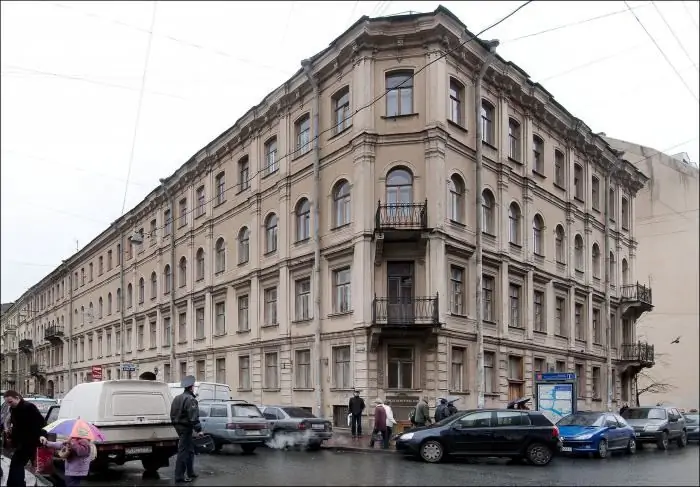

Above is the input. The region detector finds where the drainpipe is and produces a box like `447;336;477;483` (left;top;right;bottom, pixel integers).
160;181;177;377
66;262;74;389
301;58;324;419
119;227;125;378
604;167;613;412
474;40;499;410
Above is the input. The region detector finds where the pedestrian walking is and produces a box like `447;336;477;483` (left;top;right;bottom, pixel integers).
3;390;46;487
369;399;388;449
620;402;629;415
446;399;458;417
434;398;449;422
382;401;397;449
39;435;95;487
348;389;366;439
412;396;431;428
169;376;203;484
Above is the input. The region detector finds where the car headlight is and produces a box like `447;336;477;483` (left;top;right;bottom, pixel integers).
644;424;659;432
574;434;594;440
400;432;414;440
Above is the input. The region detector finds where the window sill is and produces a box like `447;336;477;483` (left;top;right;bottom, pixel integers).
508;156;522;165
482;231;496;239
554;334;569;340
592;207;600;214
481;140;497;151
137;348;145;352
295;237;310;246
148;346;157;350
192;337;206;342
237;185;250;195
292;318;312;325
261;169;279;180
447;119;467;133
553;182;566;191
574;196;585;204
195;212;205;220
178;224;187;230
381;112;419;120
448;219;466;228
214;271;224;277
509;242;522;250
484;393;499;398
621;225;629;232
293;388;314;392
328;124;353;141
237;388;252;392
448;390;471;395
328;310;353;318
449;312;467;318
262;323;279;328
238;260;249;267
263;388;281;392
264;250;278;257
330;387;355;392
508;325;525;330
331;222;352;231
213;200;226;208
507;379;525;384
532;169;546;179
592;397;602;402
236;329;251;335
292;150;312;162
484;319;497;326
533;329;547;336
213;333;227;338
177;340;187;345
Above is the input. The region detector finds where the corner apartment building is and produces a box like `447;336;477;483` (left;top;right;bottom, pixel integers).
1;6;654;423
604;137;698;408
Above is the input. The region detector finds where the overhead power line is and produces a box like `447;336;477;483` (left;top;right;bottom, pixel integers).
651;1;698;72
683;1;699;30
623;0;699;103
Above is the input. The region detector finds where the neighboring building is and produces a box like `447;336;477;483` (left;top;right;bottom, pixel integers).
3;6;653;423
604;136;699;408
0;302;18;390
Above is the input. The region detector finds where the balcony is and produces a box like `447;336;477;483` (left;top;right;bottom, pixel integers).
369;295;441;351
19;339;33;354
44;324;65;344
620;282;653;320
374;201;429;264
30;363;46;377
617;341;655;375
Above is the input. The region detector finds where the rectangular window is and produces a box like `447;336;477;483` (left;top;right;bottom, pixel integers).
555;296;566;336
333;346;351;389
574;164;583;199
621;197;630;230
296;116;311;155
264;138;278;175
180;361;187;380
532;136;544;173
609;188;616;220
509;283;521;328
483;275;495;322
237;295;249;332
484;351;495;394
136;324;144;350
149;219;157;246
196;186;205;217
106;333;111;356
333;88;351;133
508;119;521;161
98;256;104;275
88;336;93;359
534;357;545;376
163;317;171;347
97;334;103;357
178;198;187;228
450;347;466;392
196;360;205;381
481;100;495;145
333;267;351;313
150;321;157;348
554;150;565;187
215;172;226;205
554;360;566;373
239;156;250;190
449;79;463;125
575;363;585;397
575;303;584;341
387;346;414;389
178;312;187;343
294;349;311;389
610;313;617;347
592;176;600;211
81;268;85;286
593;308;601;344
164;209;172;236
238;355;250;390
115;331;120;355
386;71;413;117
295;278;311;321
450;266;465;315
533;290;545;332
264;287;277;326
592;367;601;399
264;352;279;389
89;263;94;282
215;302;226;335
195;307;205;340
215;358;226;384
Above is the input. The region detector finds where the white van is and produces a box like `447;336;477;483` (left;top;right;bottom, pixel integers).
58;380;178;474
168;381;231;402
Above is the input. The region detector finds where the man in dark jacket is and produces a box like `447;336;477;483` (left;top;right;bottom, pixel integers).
348;390;366;439
4;390;46;487
169;376;203;483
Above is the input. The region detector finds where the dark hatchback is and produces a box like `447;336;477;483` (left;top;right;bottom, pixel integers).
684;413;699;442
394;409;562;466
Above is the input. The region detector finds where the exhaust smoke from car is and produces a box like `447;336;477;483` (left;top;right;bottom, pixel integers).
266;430;315;450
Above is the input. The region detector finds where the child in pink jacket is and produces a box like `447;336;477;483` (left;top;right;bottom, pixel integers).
39;435;94;487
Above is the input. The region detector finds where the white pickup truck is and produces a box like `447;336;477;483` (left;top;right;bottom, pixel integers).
52;380;178;475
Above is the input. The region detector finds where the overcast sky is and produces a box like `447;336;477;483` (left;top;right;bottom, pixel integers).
1;0;698;302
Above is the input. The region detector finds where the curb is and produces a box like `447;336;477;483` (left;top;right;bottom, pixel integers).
322;445;397;454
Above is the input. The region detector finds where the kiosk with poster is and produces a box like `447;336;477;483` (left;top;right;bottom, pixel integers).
534;372;577;425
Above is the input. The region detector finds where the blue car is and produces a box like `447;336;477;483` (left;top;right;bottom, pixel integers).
557;411;636;458
684;412;699;442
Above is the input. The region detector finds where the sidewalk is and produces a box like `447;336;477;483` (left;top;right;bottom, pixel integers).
322;429;397;454
1;456;52;487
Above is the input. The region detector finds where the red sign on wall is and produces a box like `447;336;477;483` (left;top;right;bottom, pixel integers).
91;365;103;381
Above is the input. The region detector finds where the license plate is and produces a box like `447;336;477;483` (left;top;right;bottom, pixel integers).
245;430;260;436
635;432;641;436
312;424;325;431
561;447;572;452
125;446;152;455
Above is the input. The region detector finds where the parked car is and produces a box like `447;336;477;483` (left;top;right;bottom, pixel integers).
168;381;231;402
621;406;687;450
198;399;270;454
394;408;561;465
682;411;699;442
557;411;636;458
1;396;58;448
258;405;332;451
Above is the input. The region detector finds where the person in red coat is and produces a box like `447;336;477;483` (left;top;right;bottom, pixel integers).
369;399;389;449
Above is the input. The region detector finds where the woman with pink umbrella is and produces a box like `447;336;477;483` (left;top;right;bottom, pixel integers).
39;418;102;487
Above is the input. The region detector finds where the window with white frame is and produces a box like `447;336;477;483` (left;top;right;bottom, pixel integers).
575;303;584;341
195;248;204;281
575;235;584;270
215;172;225;205
450;265;465;315
508;118;521;161
333;267;351;313
215;238;226;274
332;180;351;227
296;198;310;241
509;283;521;328
295;278;311;321
216;358;226;384
179;198;187;228
238;355;251;390
508;203;521;245
592;243;601;279
450;347;466;392
448;175;465;223
264;138;278;175
265;214;278;254
264;287;277;326
387;346;413;389
555;225;565;264
482;189;495;234
333;346;351;389
554;150;565;187
163;316;171;347
333;87;351;133
195;307;205;340
238;156;250;190
237;295;249;332
484;351;495;394
480;99;495;145
534;290;546;332
592;366;601;399
196;360;205;381
196;186;206;217
555;296;566;336
449;78;464;125
386;71;413;117
296;115;311;155
533;215;544;255
574;164;583;199
295;349;311;389
178;311;187;343
592;176;600;211
238;227;250;264
621;197;630;230
482;274;495;322
593;308;601;343
214;301;226;335
264;352;279;389
532;135;544;174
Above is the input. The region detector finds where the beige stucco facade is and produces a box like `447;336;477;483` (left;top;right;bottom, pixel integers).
604;137;699;409
1;7;653;424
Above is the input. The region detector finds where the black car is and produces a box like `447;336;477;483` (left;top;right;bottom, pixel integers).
683;412;699;442
395;408;561;465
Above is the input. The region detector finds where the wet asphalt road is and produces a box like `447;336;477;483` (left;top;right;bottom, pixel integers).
78;443;699;486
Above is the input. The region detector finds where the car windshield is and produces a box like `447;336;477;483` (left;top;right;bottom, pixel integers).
282;407;315;418
29;400;57;414
621;408;666;420
684;414;699;424
557;413;604;427
231;404;263;418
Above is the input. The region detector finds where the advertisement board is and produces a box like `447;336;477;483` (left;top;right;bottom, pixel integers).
91;365;103;381
534;372;576;424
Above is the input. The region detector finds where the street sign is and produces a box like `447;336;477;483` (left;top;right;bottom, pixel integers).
121;363;136;372
91;366;102;381
536;372;576;382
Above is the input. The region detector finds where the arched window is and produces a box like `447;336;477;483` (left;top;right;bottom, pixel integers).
622;258;629;285
481;189;495;234
265;214;278;254
80;306;85;324
88;302;94;322
107;293;113;315
215;238;226;274
592;244;601;279
333;180;351;227
609;252;616;284
480;99;495;145
138;277;145;303
127;284;133;309
533;215;544;255
151;272;158;298
164;265;171;294
574;235;584;270
238;228;250;264
116;288;121;312
508;202;521;245
196;248;204;281
385;168;413;206
179;257;187;288
555;225;565;263
296;198;311;241
98;297;103;319
448;175;465;223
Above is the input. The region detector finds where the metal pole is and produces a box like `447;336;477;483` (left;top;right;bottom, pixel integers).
604;169;613;412
67;264;74;389
302;59;324;419
119;229;125;378
165;187;176;376
475;44;498;409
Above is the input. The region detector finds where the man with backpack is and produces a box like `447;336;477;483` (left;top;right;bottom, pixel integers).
411;396;431;428
434;398;449;422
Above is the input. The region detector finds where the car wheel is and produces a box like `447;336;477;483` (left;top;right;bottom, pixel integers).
626;438;636;455
213;441;223;453
526;442;553;466
419;440;444;463
240;445;256;454
657;431;669;450
596;439;608;459
306;441;322;452
677;431;687;448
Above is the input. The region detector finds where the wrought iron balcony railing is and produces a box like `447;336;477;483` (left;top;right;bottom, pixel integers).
18;339;33;352
30;363;46;376
375;200;428;231
620;341;655;364
372;295;439;326
44;324;65;340
620;282;653;305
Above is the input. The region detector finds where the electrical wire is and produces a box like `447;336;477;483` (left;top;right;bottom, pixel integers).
683;0;699;30
535;43;645;83
623;0;699;103
651;1;698;72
